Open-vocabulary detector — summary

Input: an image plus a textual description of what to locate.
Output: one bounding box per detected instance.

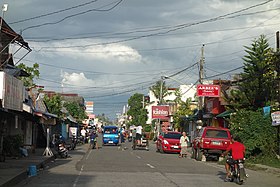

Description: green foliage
[16,63,40,87]
[226,35,276,110]
[149,80,169,104]
[127,93,148,126]
[173,98,193,129]
[96,114,112,125]
[3,135,23,156]
[43,94,63,119]
[64,101,87,123]
[143,124,152,132]
[230,109,277,157]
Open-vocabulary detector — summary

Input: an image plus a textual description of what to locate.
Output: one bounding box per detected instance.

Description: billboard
[0,72,24,111]
[197,84,220,97]
[271,111,280,126]
[152,106,169,119]
[85,101,94,114]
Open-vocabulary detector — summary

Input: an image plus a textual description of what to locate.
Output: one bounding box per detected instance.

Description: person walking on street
[179,132,189,158]
[81,127,87,143]
[120,126,125,143]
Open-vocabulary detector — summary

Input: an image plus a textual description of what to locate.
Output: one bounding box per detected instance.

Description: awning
[216,110,233,118]
[67,115,77,123]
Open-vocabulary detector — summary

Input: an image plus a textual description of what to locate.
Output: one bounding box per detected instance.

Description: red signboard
[197,84,220,97]
[152,106,169,119]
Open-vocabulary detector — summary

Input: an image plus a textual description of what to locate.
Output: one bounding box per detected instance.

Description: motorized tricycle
[132,134,149,151]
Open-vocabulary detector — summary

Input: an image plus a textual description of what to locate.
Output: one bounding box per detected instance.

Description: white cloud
[61,72,95,88]
[34,41,142,64]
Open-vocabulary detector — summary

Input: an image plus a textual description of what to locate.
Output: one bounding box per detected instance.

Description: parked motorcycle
[55,138,69,158]
[57,142,68,158]
[228,157,247,185]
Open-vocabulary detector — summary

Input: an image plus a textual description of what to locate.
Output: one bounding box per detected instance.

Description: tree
[64,101,87,123]
[173,92,193,130]
[43,94,63,119]
[150,80,169,104]
[227,35,275,110]
[16,63,40,87]
[127,93,148,127]
[96,114,112,126]
[230,109,277,157]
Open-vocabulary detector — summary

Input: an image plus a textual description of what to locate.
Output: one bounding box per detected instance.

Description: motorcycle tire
[236,177,244,185]
[196,148,203,161]
[191,147,196,159]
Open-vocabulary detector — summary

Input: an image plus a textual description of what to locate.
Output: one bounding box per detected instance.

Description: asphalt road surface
[16,139,280,187]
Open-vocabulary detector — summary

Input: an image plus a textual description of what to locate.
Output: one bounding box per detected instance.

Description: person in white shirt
[179,132,189,158]
[81,127,87,143]
[136,125,143,145]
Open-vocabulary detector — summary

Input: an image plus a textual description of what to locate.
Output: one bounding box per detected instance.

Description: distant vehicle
[132,133,149,151]
[192,126,231,161]
[156,131,181,153]
[102,126,119,145]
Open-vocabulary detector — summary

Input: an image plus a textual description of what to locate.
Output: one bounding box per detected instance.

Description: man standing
[80,127,87,143]
[136,125,143,145]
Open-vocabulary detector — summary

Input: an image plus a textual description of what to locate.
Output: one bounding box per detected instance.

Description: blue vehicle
[102,126,119,145]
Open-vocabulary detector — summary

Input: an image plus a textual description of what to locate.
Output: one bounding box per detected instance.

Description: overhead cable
[21,0,124,32]
[35,0,273,50]
[10,0,99,24]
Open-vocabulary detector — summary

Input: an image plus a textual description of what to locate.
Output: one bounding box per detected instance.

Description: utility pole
[199,44,205,84]
[160,77,163,105]
[276,31,280,155]
[198,44,205,124]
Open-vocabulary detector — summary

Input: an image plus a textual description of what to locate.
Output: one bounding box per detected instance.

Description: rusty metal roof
[0,17,31,51]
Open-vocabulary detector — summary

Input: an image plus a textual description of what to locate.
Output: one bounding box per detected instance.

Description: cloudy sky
[5,0,280,120]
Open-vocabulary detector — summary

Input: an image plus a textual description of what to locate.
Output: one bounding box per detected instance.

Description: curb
[253,164,280,176]
[1,156,55,187]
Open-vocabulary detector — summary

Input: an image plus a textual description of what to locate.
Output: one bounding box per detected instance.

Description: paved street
[16,141,280,187]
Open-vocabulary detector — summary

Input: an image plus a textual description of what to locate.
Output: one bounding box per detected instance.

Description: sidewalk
[0,148,55,187]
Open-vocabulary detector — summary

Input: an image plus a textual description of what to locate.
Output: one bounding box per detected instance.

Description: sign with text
[85,101,94,114]
[0,72,24,111]
[152,106,169,119]
[197,84,220,97]
[271,111,280,126]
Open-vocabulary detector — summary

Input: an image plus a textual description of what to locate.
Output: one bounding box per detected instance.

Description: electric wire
[34,0,273,50]
[9,0,99,25]
[21,0,124,32]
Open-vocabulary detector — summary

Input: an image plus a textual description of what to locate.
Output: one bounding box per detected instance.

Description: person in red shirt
[222,135,245,181]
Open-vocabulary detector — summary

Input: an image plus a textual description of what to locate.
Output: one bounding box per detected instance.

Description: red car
[156,131,182,153]
[192,126,231,161]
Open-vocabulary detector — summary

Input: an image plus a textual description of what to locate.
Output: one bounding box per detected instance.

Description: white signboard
[0,72,24,111]
[69,127,78,138]
[271,111,280,126]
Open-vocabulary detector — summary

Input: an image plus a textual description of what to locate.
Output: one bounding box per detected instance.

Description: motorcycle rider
[136,125,143,145]
[221,134,245,182]
[90,130,98,149]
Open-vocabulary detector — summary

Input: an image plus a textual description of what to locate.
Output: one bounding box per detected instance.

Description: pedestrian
[120,127,125,143]
[179,132,189,158]
[81,127,86,143]
[132,127,136,142]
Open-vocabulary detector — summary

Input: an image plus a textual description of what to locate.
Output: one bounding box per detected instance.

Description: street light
[161,75,187,85]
